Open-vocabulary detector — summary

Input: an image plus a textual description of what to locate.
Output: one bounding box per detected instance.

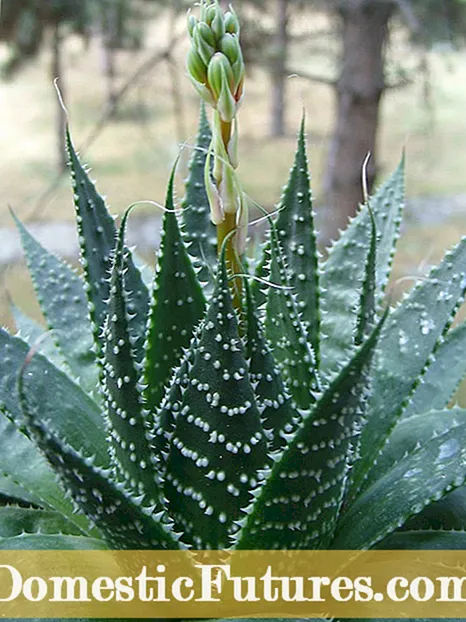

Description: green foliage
[3,15,466,616]
[3,113,466,562]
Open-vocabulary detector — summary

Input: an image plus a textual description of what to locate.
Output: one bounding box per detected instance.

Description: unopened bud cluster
[187,1,244,123]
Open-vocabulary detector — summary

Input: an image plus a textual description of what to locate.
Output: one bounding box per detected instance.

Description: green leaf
[0,329,108,469]
[355,206,377,345]
[353,235,466,493]
[0,412,86,528]
[236,312,385,551]
[402,322,466,418]
[102,209,162,499]
[403,485,466,532]
[181,103,217,285]
[0,475,40,506]
[0,506,84,538]
[332,418,466,550]
[0,534,107,550]
[165,257,268,549]
[320,159,405,376]
[264,228,319,409]
[66,128,149,363]
[18,383,181,550]
[245,282,298,453]
[359,409,466,495]
[275,116,320,360]
[13,212,99,397]
[144,166,206,415]
[153,347,194,464]
[11,304,65,370]
[376,529,466,550]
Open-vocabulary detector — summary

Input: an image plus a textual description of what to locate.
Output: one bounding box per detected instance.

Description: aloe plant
[2,0,466,590]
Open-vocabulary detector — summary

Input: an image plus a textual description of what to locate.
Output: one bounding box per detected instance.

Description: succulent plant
[2,0,466,581]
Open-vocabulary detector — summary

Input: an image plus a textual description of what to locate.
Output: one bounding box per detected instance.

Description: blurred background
[1,0,466,342]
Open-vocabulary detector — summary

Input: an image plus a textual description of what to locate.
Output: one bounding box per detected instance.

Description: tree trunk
[322,2,394,245]
[101,2,119,112]
[51,21,67,173]
[270,0,289,137]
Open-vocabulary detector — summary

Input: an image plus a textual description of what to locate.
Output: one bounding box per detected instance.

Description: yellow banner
[1,550,466,618]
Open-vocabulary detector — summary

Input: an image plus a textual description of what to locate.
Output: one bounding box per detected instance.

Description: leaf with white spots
[165,258,268,549]
[0,412,90,532]
[144,166,206,417]
[265,228,319,409]
[236,311,385,551]
[18,380,181,550]
[332,415,466,549]
[12,212,99,397]
[66,128,149,363]
[181,103,217,285]
[275,116,320,360]
[402,321,466,418]
[245,282,298,452]
[320,159,405,376]
[352,235,466,495]
[102,209,162,500]
[0,328,108,468]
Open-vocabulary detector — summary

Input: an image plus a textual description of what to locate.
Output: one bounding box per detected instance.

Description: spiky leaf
[144,167,206,415]
[320,159,405,376]
[13,212,98,396]
[377,529,466,550]
[66,129,149,362]
[353,235,466,493]
[165,258,268,549]
[18,381,180,550]
[0,506,84,538]
[0,534,107,550]
[402,322,466,418]
[236,313,385,550]
[245,283,297,452]
[102,209,161,498]
[275,117,320,359]
[181,103,217,283]
[0,412,90,531]
[11,304,65,370]
[333,418,466,549]
[361,409,466,493]
[265,229,319,409]
[0,329,108,468]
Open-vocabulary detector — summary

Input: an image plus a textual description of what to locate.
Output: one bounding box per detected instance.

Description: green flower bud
[204,3,217,26]
[211,2,225,41]
[207,52,234,100]
[194,24,216,66]
[196,21,216,47]
[187,13,197,39]
[217,78,237,122]
[224,8,240,35]
[220,33,239,64]
[186,47,208,84]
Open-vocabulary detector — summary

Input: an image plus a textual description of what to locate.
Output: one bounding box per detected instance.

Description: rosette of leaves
[2,109,466,567]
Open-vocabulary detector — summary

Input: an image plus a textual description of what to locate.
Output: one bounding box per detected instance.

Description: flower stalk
[186,0,246,313]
